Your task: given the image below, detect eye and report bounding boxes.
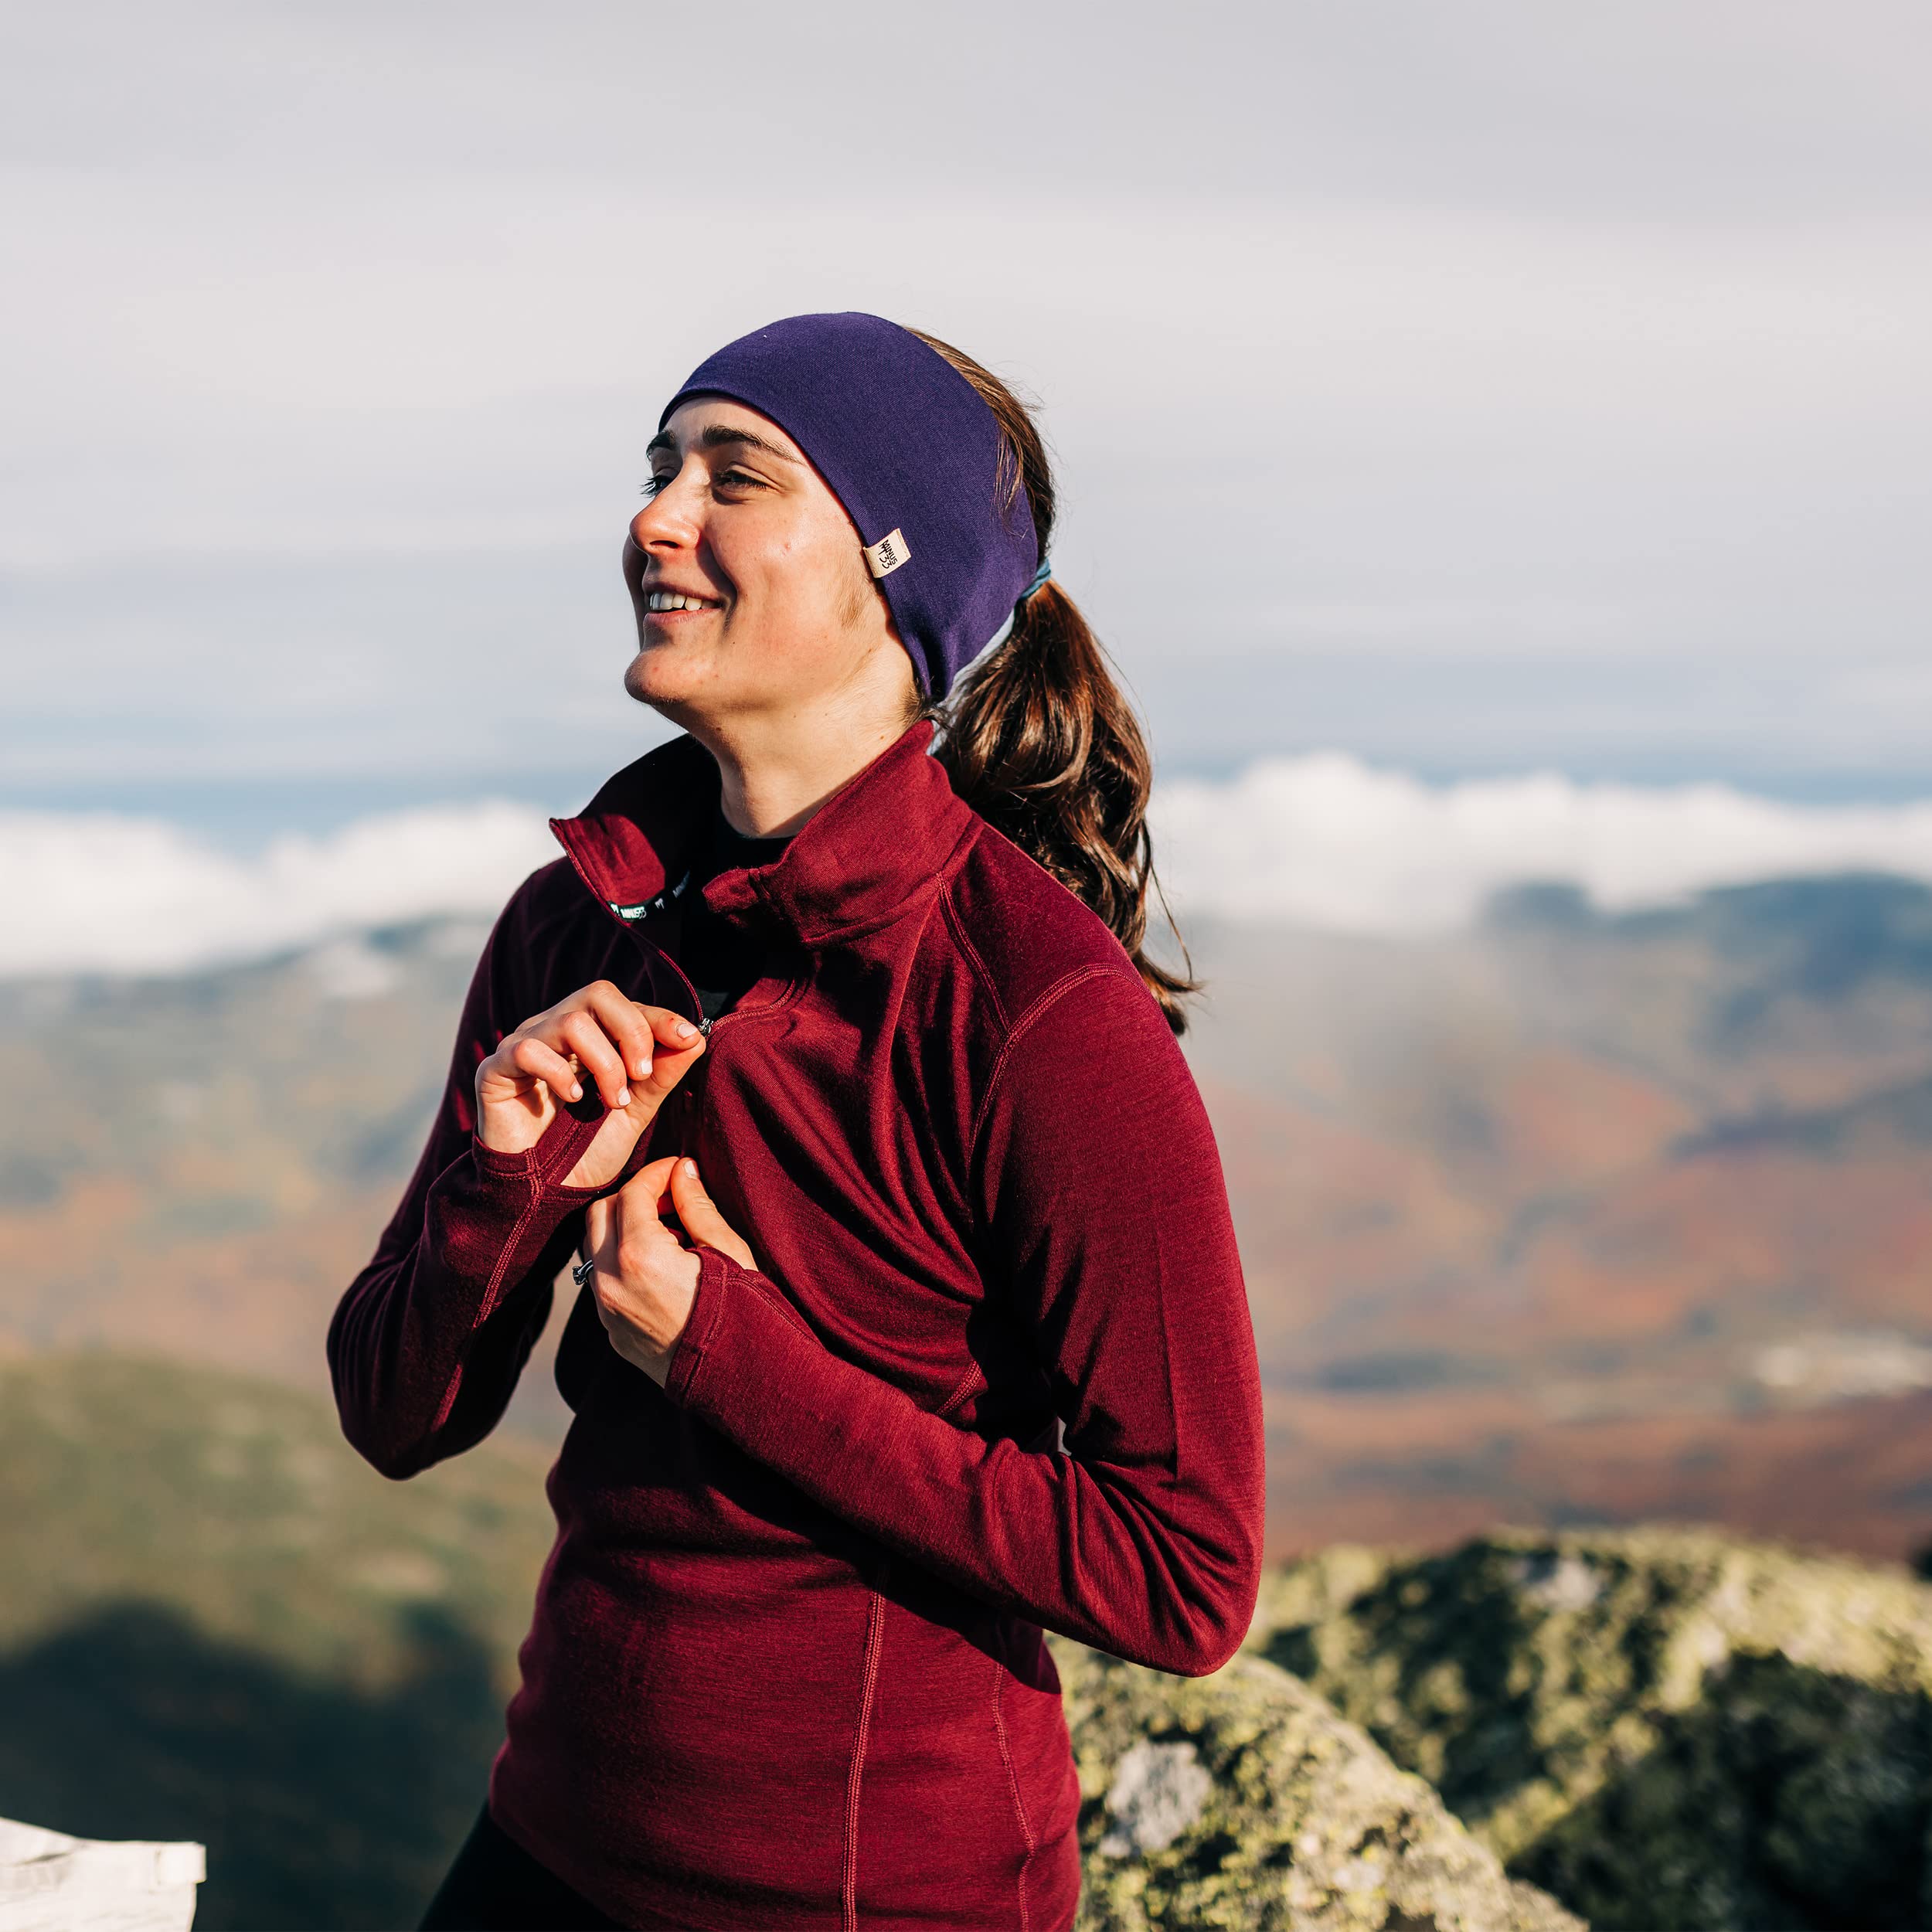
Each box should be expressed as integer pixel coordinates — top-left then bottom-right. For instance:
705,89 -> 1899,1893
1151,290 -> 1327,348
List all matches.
640,474 -> 672,497
715,468 -> 769,493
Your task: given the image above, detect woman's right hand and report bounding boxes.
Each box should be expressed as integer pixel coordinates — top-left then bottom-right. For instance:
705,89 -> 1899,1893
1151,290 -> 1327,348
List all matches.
474,981 -> 706,1191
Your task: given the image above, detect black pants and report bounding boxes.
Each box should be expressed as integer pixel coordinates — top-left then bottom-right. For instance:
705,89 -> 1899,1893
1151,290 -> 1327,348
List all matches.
420,1803 -> 625,1930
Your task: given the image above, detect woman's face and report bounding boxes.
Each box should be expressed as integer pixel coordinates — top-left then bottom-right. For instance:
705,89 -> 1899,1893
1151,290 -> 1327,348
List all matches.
622,396 -> 913,729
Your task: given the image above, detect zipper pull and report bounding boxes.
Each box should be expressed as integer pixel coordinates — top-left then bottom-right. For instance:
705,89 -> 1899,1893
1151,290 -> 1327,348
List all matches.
696,1017 -> 713,1037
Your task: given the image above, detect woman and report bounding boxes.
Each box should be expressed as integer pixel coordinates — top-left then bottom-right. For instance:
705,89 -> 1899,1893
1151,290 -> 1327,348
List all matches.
328,311 -> 1267,1932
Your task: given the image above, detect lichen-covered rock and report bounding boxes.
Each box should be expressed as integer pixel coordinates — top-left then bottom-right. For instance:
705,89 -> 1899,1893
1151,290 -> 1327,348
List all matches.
1248,1528 -> 1932,1930
1047,1633 -> 1583,1931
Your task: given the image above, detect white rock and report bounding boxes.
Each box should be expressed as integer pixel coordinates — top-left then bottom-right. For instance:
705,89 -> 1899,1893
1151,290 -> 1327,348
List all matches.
0,1818 -> 204,1932
1096,1738 -> 1213,1858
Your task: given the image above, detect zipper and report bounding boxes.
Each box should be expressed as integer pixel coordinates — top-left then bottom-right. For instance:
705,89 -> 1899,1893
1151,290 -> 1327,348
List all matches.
646,939 -> 714,1039
552,828 -> 783,1048
618,918 -> 774,1046
601,892 -> 794,1208
597,886 -> 789,1049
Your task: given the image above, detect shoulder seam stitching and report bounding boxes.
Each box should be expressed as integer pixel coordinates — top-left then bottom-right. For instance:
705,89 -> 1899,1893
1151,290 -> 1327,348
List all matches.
967,964 -> 1124,1162
939,885 -> 1010,1032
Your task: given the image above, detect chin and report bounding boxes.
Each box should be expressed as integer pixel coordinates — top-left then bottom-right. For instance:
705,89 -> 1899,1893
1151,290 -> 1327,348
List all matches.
623,648 -> 687,707
623,649 -> 725,729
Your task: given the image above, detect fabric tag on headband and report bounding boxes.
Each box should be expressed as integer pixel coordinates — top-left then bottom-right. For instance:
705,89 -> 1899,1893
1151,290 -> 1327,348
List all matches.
863,529 -> 910,579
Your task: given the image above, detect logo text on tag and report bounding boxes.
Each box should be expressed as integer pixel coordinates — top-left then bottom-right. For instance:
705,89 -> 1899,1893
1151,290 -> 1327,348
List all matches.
863,529 -> 910,579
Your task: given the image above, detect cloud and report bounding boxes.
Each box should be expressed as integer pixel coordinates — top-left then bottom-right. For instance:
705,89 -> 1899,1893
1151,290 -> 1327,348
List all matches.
0,803 -> 560,978
7,758 -> 1932,978
1152,756 -> 1932,932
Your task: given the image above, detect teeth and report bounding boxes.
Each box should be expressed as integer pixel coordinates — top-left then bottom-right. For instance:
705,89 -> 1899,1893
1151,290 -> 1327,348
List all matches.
647,590 -> 715,613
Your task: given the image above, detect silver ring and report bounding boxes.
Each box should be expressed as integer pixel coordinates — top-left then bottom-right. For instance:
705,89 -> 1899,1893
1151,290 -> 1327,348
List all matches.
571,1253 -> 597,1288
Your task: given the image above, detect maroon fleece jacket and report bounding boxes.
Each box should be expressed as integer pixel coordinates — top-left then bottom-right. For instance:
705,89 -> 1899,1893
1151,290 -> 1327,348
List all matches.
327,719 -> 1267,1932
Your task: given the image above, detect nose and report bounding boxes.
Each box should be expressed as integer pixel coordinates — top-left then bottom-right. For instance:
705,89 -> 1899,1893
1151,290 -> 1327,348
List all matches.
630,476 -> 699,558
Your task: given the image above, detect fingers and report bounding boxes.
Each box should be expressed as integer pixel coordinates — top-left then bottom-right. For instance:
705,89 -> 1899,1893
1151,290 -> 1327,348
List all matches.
550,1009 -> 634,1110
575,981 -> 665,1086
503,1034 -> 584,1104
645,1005 -> 705,1052
612,1002 -> 706,1099
604,1157 -> 685,1280
634,1031 -> 705,1101
574,984 -> 701,1085
486,982 -> 707,1129
668,1158 -> 757,1270
615,1155 -> 682,1216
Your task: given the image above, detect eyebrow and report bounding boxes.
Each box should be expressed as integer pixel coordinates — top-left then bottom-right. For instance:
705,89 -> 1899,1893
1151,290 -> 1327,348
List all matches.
644,423 -> 802,464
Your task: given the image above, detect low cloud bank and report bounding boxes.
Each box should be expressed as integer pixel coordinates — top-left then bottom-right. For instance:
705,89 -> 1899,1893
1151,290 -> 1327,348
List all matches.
5,757 -> 1932,977
1152,755 -> 1932,933
0,803 -> 561,978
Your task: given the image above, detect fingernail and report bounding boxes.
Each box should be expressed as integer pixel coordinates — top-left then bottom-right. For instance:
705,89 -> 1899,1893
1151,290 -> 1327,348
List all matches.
615,1087 -> 631,1107
568,1081 -> 583,1101
675,1020 -> 696,1039
681,1158 -> 696,1176
634,1056 -> 653,1078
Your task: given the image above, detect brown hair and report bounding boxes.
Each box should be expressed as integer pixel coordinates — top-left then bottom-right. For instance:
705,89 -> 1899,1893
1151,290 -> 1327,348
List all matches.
905,329 -> 1199,1036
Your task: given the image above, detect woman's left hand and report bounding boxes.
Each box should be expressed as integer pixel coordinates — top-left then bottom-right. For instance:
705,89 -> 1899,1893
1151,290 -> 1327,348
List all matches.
580,1155 -> 758,1386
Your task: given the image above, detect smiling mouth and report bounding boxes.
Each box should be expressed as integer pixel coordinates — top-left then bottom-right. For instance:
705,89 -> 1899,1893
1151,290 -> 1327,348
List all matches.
644,589 -> 723,614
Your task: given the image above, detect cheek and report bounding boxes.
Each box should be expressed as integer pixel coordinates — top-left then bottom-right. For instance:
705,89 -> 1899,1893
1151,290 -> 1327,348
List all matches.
730,535 -> 859,638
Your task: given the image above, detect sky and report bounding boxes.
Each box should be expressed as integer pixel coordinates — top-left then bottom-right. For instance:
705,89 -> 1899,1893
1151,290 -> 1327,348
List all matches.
4,4 -> 1932,972
5,0 -> 1930,818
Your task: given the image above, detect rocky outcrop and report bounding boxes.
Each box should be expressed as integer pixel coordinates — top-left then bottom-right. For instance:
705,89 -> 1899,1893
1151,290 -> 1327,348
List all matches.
15,1353 -> 1932,1928
1048,1635 -> 1583,1931
1249,1528 -> 1932,1930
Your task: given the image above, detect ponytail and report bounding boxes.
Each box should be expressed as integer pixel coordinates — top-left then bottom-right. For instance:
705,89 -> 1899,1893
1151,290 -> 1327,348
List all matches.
906,332 -> 1200,1036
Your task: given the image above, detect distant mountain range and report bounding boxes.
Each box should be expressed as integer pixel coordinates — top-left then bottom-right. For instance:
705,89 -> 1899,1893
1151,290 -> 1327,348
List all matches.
2,871 -> 1928,1562
1183,872 -> 1932,1559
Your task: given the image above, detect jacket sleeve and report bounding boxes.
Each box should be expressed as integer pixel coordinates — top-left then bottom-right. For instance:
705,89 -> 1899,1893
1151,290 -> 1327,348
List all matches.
326,874 -> 610,1479
662,965 -> 1268,1676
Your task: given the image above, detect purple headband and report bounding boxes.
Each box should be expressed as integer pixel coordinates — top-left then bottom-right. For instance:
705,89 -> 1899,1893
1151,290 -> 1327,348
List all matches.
658,311 -> 1042,702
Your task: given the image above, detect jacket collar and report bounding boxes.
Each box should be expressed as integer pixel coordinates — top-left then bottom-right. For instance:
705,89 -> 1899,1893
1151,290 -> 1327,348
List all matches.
548,718 -> 979,947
